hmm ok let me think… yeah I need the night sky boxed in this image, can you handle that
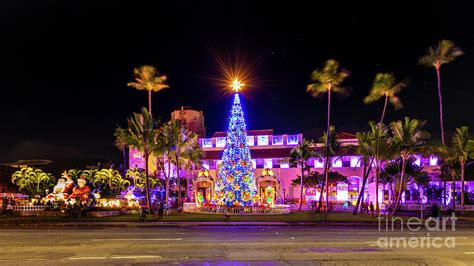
[1,1,474,166]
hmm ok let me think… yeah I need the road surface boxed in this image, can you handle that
[0,226,473,265]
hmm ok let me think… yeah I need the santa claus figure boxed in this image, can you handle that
[62,173,75,199]
[68,177,91,203]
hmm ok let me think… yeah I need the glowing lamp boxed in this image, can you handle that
[262,168,274,177]
[198,169,209,178]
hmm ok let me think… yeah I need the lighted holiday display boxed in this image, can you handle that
[215,89,257,206]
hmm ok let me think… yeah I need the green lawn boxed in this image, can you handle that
[0,211,380,224]
[2,210,472,224]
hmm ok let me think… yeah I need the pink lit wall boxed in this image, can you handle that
[129,148,144,169]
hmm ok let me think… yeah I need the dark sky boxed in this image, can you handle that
[1,0,474,165]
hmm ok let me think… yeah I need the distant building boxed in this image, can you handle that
[130,108,473,208]
[171,106,206,138]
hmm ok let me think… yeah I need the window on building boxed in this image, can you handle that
[429,156,438,166]
[202,138,213,148]
[257,135,269,146]
[216,137,226,148]
[420,157,430,166]
[272,135,283,145]
[273,159,280,168]
[202,161,209,170]
[287,134,298,145]
[332,158,342,168]
[251,159,257,169]
[209,160,216,170]
[256,159,264,168]
[246,136,254,146]
[413,156,421,166]
[280,161,289,168]
[350,156,361,167]
[264,159,273,169]
[405,190,411,201]
[314,159,324,168]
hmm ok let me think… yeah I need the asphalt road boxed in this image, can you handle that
[0,226,473,265]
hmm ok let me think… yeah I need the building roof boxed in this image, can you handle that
[336,132,357,139]
[212,129,275,138]
[203,146,358,160]
[1,159,53,168]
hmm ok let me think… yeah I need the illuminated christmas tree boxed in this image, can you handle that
[216,80,257,206]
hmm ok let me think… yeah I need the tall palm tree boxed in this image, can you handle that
[390,117,430,215]
[290,139,316,211]
[127,65,169,115]
[364,73,406,123]
[451,126,474,216]
[418,40,463,145]
[115,107,159,212]
[307,59,350,211]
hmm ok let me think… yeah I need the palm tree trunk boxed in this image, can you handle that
[443,180,447,206]
[299,163,304,211]
[176,153,182,209]
[387,182,391,202]
[148,90,152,115]
[391,156,406,215]
[435,66,445,145]
[144,151,152,213]
[375,166,380,215]
[325,87,332,212]
[380,94,388,124]
[353,161,372,215]
[451,176,456,211]
[316,159,328,213]
[461,161,465,216]
[166,157,171,206]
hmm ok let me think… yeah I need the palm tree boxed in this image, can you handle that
[181,134,205,201]
[126,167,162,191]
[381,157,429,204]
[364,73,406,123]
[115,107,159,212]
[12,167,55,197]
[418,40,463,145]
[153,123,172,205]
[353,131,373,214]
[451,126,474,216]
[127,65,169,115]
[92,168,131,198]
[317,126,340,212]
[307,59,350,211]
[171,126,200,208]
[290,139,316,211]
[433,144,460,209]
[114,136,128,175]
[360,122,396,215]
[390,117,430,215]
